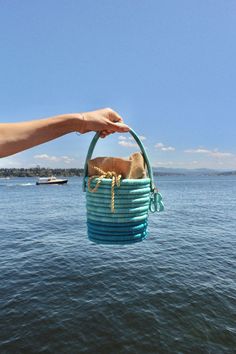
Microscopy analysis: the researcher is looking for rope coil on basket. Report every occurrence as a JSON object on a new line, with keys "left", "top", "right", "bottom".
{"left": 87, "top": 166, "right": 122, "bottom": 213}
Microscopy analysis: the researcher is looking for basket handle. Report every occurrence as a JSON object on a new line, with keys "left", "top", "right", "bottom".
{"left": 83, "top": 128, "right": 155, "bottom": 192}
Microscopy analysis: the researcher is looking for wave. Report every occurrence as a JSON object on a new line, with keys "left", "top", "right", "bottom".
{"left": 0, "top": 182, "right": 35, "bottom": 187}
{"left": 17, "top": 183, "right": 35, "bottom": 186}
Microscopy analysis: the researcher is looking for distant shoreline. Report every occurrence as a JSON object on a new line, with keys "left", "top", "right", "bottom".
{"left": 0, "top": 168, "right": 235, "bottom": 178}
{"left": 0, "top": 168, "right": 83, "bottom": 178}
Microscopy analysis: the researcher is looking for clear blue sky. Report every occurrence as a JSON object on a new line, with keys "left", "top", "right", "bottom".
{"left": 0, "top": 0, "right": 235, "bottom": 169}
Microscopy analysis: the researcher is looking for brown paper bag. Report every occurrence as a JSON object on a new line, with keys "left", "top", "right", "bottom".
{"left": 88, "top": 152, "right": 146, "bottom": 179}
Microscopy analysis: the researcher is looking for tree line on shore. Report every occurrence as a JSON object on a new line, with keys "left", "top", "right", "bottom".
{"left": 0, "top": 168, "right": 84, "bottom": 178}
{"left": 0, "top": 167, "right": 235, "bottom": 178}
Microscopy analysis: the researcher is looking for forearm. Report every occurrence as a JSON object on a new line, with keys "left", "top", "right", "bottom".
{"left": 0, "top": 108, "right": 129, "bottom": 158}
{"left": 0, "top": 114, "right": 83, "bottom": 158}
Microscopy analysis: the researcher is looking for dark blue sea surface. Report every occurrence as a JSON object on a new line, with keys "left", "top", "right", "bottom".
{"left": 0, "top": 176, "right": 235, "bottom": 354}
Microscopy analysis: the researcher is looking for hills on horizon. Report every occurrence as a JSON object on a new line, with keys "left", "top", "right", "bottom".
{"left": 153, "top": 167, "right": 236, "bottom": 176}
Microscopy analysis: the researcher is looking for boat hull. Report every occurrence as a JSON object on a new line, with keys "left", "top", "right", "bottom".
{"left": 36, "top": 179, "right": 68, "bottom": 185}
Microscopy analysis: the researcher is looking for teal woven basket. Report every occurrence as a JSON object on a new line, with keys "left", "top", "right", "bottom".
{"left": 83, "top": 129, "right": 164, "bottom": 245}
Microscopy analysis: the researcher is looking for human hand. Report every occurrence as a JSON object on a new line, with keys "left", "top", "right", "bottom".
{"left": 78, "top": 108, "right": 130, "bottom": 138}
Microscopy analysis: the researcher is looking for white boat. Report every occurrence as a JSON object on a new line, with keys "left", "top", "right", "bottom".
{"left": 36, "top": 176, "right": 68, "bottom": 185}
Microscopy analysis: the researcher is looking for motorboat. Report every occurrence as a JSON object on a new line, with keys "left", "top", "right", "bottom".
{"left": 36, "top": 176, "right": 68, "bottom": 185}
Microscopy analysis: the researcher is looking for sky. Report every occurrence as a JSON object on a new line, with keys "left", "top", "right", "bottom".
{"left": 0, "top": 0, "right": 235, "bottom": 170}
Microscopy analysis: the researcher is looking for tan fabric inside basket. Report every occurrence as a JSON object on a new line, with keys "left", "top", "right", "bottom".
{"left": 88, "top": 152, "right": 146, "bottom": 179}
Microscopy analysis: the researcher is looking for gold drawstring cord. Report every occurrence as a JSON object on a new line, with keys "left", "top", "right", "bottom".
{"left": 87, "top": 167, "right": 122, "bottom": 213}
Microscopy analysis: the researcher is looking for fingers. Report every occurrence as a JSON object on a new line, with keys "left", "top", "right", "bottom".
{"left": 100, "top": 123, "right": 130, "bottom": 139}
{"left": 111, "top": 113, "right": 123, "bottom": 123}
{"left": 100, "top": 130, "right": 114, "bottom": 138}
{"left": 106, "top": 108, "right": 123, "bottom": 123}
{"left": 108, "top": 121, "right": 130, "bottom": 132}
{"left": 100, "top": 131, "right": 108, "bottom": 138}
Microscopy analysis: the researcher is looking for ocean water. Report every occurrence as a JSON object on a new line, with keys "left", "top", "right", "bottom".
{"left": 0, "top": 176, "right": 235, "bottom": 354}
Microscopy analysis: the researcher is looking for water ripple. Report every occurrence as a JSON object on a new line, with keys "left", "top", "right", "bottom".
{"left": 0, "top": 176, "right": 236, "bottom": 353}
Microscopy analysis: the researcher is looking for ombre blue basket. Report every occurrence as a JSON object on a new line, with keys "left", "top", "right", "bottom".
{"left": 83, "top": 129, "right": 164, "bottom": 245}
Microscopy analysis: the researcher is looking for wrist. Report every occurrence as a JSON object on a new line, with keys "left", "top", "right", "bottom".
{"left": 60, "top": 113, "right": 85, "bottom": 133}
{"left": 76, "top": 112, "right": 89, "bottom": 133}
